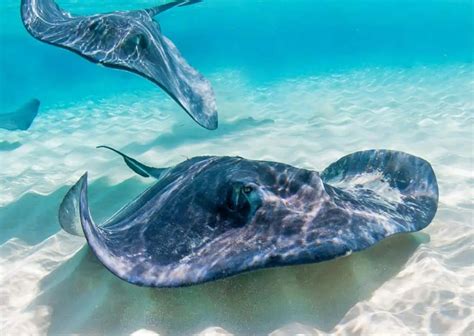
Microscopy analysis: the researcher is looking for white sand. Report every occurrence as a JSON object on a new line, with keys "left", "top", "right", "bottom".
{"left": 0, "top": 64, "right": 473, "bottom": 335}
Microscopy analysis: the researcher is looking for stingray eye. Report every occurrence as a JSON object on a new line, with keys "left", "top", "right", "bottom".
{"left": 227, "top": 184, "right": 249, "bottom": 212}
{"left": 226, "top": 182, "right": 260, "bottom": 212}
{"left": 222, "top": 182, "right": 261, "bottom": 227}
{"left": 242, "top": 185, "right": 253, "bottom": 194}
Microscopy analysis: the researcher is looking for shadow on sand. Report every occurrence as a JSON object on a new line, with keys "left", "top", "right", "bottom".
{"left": 31, "top": 221, "right": 427, "bottom": 334}
{"left": 0, "top": 177, "right": 150, "bottom": 245}
{"left": 0, "top": 141, "right": 22, "bottom": 151}
{"left": 6, "top": 171, "right": 427, "bottom": 334}
{"left": 124, "top": 116, "right": 274, "bottom": 152}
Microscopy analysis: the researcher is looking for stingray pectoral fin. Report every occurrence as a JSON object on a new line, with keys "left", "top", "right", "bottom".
{"left": 73, "top": 174, "right": 167, "bottom": 286}
{"left": 97, "top": 145, "right": 166, "bottom": 179}
{"left": 58, "top": 173, "right": 87, "bottom": 236}
{"left": 0, "top": 99, "right": 40, "bottom": 131}
{"left": 321, "top": 149, "right": 439, "bottom": 231}
{"left": 58, "top": 172, "right": 148, "bottom": 285}
{"left": 144, "top": 35, "right": 218, "bottom": 130}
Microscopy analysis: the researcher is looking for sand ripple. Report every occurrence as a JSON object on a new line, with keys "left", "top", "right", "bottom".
{"left": 0, "top": 64, "right": 473, "bottom": 335}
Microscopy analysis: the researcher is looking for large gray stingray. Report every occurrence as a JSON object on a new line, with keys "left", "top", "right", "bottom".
{"left": 20, "top": 0, "right": 218, "bottom": 129}
{"left": 58, "top": 147, "right": 438, "bottom": 287}
{"left": 0, "top": 99, "right": 40, "bottom": 131}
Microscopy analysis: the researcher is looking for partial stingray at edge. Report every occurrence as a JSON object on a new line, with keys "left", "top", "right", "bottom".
{"left": 58, "top": 148, "right": 438, "bottom": 287}
{"left": 0, "top": 99, "right": 40, "bottom": 131}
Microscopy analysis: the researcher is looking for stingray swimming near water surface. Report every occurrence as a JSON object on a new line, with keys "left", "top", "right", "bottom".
{"left": 20, "top": 0, "right": 218, "bottom": 129}
{"left": 0, "top": 99, "right": 40, "bottom": 131}
{"left": 58, "top": 148, "right": 438, "bottom": 287}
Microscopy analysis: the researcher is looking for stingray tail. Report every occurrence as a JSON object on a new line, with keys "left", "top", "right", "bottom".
{"left": 58, "top": 173, "right": 89, "bottom": 236}
{"left": 146, "top": 0, "right": 202, "bottom": 17}
{"left": 97, "top": 145, "right": 166, "bottom": 179}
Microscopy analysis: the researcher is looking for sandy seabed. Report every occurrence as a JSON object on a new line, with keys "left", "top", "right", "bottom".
{"left": 0, "top": 64, "right": 473, "bottom": 335}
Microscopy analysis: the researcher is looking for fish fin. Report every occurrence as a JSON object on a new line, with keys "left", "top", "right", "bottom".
{"left": 146, "top": 0, "right": 202, "bottom": 17}
{"left": 321, "top": 149, "right": 439, "bottom": 230}
{"left": 70, "top": 171, "right": 161, "bottom": 286}
{"left": 97, "top": 145, "right": 166, "bottom": 179}
{"left": 58, "top": 171, "right": 144, "bottom": 285}
{"left": 58, "top": 173, "right": 88, "bottom": 236}
{"left": 0, "top": 99, "right": 40, "bottom": 131}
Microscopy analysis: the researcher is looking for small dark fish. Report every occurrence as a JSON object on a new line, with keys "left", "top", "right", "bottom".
{"left": 21, "top": 0, "right": 217, "bottom": 129}
{"left": 0, "top": 99, "right": 40, "bottom": 131}
{"left": 59, "top": 148, "right": 438, "bottom": 287}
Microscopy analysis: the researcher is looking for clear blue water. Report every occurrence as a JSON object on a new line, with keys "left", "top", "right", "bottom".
{"left": 0, "top": 1, "right": 473, "bottom": 335}
{"left": 1, "top": 0, "right": 472, "bottom": 108}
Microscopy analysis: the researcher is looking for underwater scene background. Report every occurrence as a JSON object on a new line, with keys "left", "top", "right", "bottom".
{"left": 1, "top": 0, "right": 473, "bottom": 335}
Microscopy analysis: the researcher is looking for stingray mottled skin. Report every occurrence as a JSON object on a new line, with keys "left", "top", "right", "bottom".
{"left": 59, "top": 148, "right": 438, "bottom": 287}
{"left": 0, "top": 99, "right": 40, "bottom": 131}
{"left": 20, "top": 0, "right": 217, "bottom": 129}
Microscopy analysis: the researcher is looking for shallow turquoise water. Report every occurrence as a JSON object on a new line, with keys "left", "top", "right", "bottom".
{"left": 1, "top": 0, "right": 472, "bottom": 107}
{"left": 0, "top": 1, "right": 473, "bottom": 335}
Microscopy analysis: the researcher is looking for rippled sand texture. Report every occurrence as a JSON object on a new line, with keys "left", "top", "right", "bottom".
{"left": 0, "top": 64, "right": 473, "bottom": 335}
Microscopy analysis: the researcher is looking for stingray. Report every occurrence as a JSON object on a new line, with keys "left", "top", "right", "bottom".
{"left": 58, "top": 147, "right": 438, "bottom": 287}
{"left": 20, "top": 0, "right": 218, "bottom": 130}
{"left": 0, "top": 99, "right": 40, "bottom": 131}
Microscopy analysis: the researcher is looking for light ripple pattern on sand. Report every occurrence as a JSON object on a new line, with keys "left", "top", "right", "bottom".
{"left": 0, "top": 64, "right": 473, "bottom": 335}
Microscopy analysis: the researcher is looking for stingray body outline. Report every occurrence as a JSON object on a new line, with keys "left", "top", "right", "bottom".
{"left": 0, "top": 99, "right": 40, "bottom": 131}
{"left": 20, "top": 0, "right": 217, "bottom": 129}
{"left": 59, "top": 148, "right": 438, "bottom": 287}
